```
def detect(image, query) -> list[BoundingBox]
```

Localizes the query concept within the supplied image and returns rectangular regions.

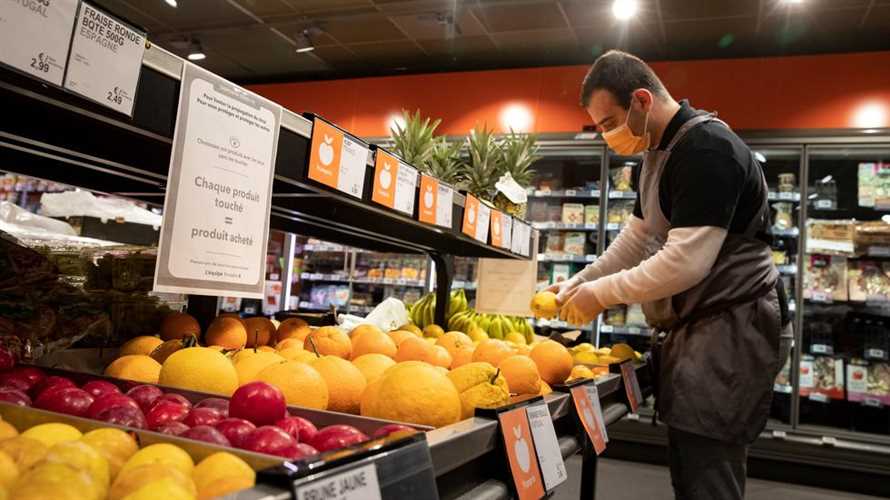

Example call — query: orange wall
[250,51,890,136]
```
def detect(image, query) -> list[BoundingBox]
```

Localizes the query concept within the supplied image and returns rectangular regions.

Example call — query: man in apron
[550,50,794,499]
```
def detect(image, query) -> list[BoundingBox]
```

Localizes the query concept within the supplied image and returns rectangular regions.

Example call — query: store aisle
[557,457,886,499]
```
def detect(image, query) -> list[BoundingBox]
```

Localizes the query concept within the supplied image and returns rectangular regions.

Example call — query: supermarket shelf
[532,221,621,231]
[538,253,597,263]
[609,190,637,199]
[530,318,593,331]
[302,243,349,252]
[527,188,601,199]
[600,324,653,337]
[768,191,802,202]
[353,277,426,287]
[299,272,349,283]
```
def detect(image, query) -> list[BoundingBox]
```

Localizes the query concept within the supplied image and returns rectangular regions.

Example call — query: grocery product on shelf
[803,254,848,302]
[561,203,584,224]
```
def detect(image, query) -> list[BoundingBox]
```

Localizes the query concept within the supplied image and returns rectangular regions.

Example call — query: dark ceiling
[94,0,890,83]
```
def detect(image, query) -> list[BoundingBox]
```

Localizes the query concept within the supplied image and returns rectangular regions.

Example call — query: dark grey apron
[639,113,784,444]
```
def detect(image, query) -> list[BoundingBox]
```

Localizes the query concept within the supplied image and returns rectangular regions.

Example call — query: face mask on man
[602,97,650,155]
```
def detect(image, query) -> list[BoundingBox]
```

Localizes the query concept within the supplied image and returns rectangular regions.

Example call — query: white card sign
[475,203,491,243]
[64,2,145,116]
[475,256,536,317]
[0,0,79,86]
[501,214,513,250]
[154,63,281,299]
[526,403,568,490]
[294,463,382,500]
[437,184,454,227]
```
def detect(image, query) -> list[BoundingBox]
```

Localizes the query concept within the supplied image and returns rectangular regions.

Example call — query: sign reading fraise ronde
[154,63,281,299]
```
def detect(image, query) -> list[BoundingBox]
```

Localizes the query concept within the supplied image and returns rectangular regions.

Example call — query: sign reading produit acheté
[64,2,145,116]
[154,63,281,299]
[0,0,79,86]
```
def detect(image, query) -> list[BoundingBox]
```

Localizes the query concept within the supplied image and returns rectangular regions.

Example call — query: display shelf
[302,242,350,252]
[530,318,593,331]
[527,188,601,199]
[600,324,653,337]
[532,221,620,231]
[768,191,802,202]
[299,272,350,283]
[352,277,426,287]
[539,253,597,263]
[608,190,637,199]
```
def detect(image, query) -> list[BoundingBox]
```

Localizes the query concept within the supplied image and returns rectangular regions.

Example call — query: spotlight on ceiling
[612,0,639,20]
[295,30,315,54]
[782,0,804,4]
[164,0,177,7]
[187,39,206,61]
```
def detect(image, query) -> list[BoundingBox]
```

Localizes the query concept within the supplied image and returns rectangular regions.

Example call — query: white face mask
[602,100,650,155]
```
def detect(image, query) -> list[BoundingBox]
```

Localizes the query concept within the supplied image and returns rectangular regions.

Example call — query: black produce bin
[59,216,160,246]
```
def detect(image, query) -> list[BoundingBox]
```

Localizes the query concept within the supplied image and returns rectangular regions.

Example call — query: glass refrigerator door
[527,148,604,338]
[801,146,890,438]
[752,146,802,426]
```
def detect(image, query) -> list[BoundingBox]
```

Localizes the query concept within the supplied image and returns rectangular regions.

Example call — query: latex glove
[547,276,584,304]
[559,281,606,325]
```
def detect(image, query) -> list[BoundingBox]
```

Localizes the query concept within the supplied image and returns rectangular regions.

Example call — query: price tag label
[436,183,454,228]
[498,407,545,500]
[526,403,567,491]
[811,344,832,355]
[870,246,890,257]
[778,192,794,200]
[153,64,280,299]
[864,397,883,408]
[564,189,577,197]
[866,348,887,360]
[620,362,643,413]
[475,203,492,243]
[809,392,829,403]
[815,199,833,209]
[490,210,504,248]
[294,462,382,500]
[502,214,513,250]
[0,0,78,86]
[372,149,417,216]
[810,292,832,303]
[628,327,641,335]
[462,194,480,238]
[307,118,368,198]
[64,3,146,116]
[570,384,607,455]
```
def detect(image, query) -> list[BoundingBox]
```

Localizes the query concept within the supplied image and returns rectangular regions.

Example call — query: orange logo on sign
[307,119,344,189]
[462,194,480,237]
[372,150,399,208]
[490,210,503,248]
[499,407,545,500]
[419,175,438,224]
[571,385,606,455]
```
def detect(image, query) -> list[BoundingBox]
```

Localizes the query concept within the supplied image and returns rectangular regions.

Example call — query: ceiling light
[295,30,315,54]
[500,103,533,133]
[612,0,639,20]
[782,0,804,4]
[852,103,888,128]
[164,0,177,7]
[187,39,206,61]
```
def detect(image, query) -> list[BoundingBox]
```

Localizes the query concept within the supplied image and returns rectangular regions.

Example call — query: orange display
[307,119,344,189]
[418,175,438,225]
[372,149,399,209]
[499,407,545,500]
[462,194,480,238]
[570,385,606,455]
[490,209,504,248]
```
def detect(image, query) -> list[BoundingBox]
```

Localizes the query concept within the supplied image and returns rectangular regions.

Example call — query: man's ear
[632,89,654,112]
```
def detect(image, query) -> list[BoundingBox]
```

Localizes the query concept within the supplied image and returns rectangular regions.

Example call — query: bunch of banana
[448,289,469,318]
[409,292,436,328]
[446,310,474,333]
[487,315,516,340]
[515,318,535,344]
[476,313,493,333]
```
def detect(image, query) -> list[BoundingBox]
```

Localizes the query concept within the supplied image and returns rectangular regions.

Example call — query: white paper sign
[337,136,367,198]
[436,184,453,227]
[585,384,609,443]
[393,163,417,215]
[0,0,78,86]
[475,203,491,243]
[502,214,513,250]
[475,256,536,316]
[526,403,567,490]
[154,63,281,299]
[64,2,145,116]
[295,463,381,500]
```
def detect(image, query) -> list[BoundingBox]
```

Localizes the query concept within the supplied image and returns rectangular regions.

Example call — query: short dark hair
[579,50,667,108]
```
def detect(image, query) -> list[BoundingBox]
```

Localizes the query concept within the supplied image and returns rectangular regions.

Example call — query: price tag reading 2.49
[372,149,417,216]
[308,118,369,199]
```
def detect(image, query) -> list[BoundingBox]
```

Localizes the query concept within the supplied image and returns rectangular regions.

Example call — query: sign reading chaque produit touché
[154,63,281,299]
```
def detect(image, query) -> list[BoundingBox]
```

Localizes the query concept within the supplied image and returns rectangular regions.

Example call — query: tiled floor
[586,458,885,500]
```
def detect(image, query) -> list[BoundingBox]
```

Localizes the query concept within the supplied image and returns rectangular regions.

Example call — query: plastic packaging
[338,297,410,333]
[40,191,162,227]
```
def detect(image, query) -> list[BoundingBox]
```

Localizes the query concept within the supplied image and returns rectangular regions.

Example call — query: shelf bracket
[428,252,455,327]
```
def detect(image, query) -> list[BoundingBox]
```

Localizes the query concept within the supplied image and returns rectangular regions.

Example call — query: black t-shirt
[631,101,768,237]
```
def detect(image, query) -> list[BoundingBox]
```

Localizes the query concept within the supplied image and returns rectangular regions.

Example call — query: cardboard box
[562,203,584,224]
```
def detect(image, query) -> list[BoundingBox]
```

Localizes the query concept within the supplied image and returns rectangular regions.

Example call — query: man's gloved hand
[558,281,606,325]
[546,276,584,303]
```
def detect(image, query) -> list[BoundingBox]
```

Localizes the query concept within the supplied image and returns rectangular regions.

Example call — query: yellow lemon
[121,443,194,477]
[0,420,18,442]
[0,437,47,470]
[110,463,196,500]
[21,423,82,447]
[0,450,18,488]
[43,441,110,493]
[121,476,196,500]
[530,291,559,319]
[159,347,239,396]
[234,351,285,385]
[193,452,254,499]
[81,428,138,479]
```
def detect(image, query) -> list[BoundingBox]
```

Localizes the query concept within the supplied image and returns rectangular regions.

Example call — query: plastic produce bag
[40,190,162,227]
[0,201,76,236]
[338,297,409,334]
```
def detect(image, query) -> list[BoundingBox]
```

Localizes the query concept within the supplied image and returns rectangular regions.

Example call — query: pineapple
[460,125,503,199]
[427,137,463,186]
[389,109,440,172]
[494,131,540,217]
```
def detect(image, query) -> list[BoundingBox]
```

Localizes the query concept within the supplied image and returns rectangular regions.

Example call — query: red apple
[126,385,164,413]
[95,405,147,429]
[292,443,319,459]
[87,393,139,419]
[0,387,31,407]
[0,377,30,393]
[0,367,45,393]
[82,380,120,398]
[309,425,368,452]
[32,375,76,398]
[373,424,416,438]
[241,426,298,458]
[146,400,190,430]
[184,407,222,427]
[0,346,16,370]
[229,382,286,426]
[154,393,192,409]
[215,418,256,448]
[275,416,318,443]
[154,421,190,436]
[195,397,229,416]
[182,425,231,447]
[34,387,93,417]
